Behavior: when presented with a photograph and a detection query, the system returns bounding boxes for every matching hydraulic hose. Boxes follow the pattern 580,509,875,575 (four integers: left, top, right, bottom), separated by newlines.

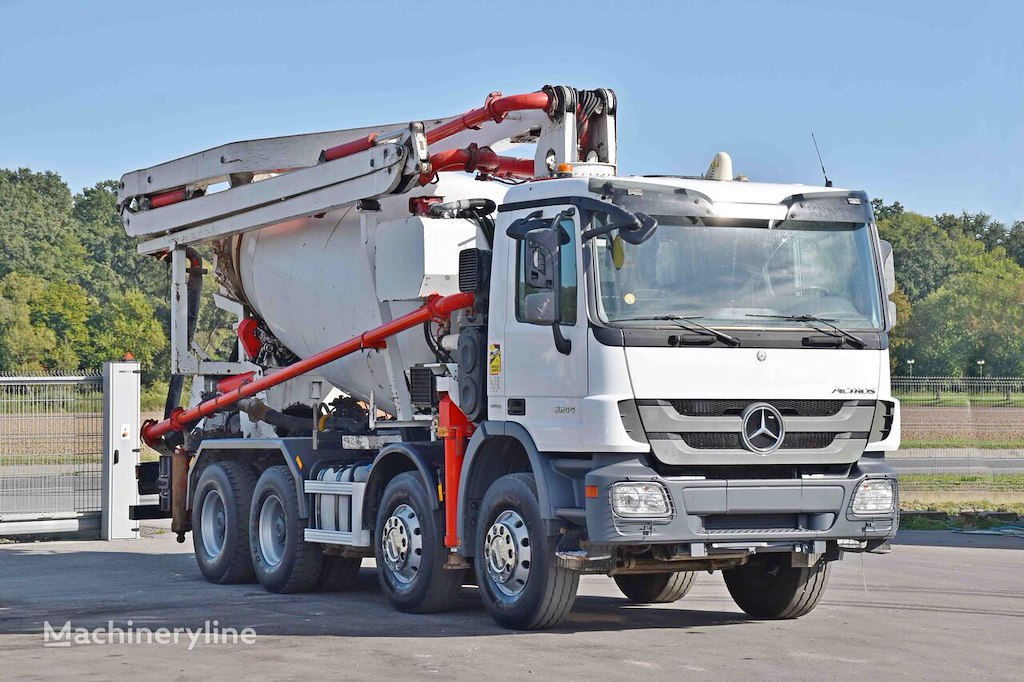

236,398,313,434
420,145,534,185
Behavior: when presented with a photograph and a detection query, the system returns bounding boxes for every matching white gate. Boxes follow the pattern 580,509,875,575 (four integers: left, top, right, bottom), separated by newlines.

0,362,140,539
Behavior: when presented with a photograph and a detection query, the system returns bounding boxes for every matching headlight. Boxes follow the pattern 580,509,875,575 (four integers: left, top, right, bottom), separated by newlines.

610,482,671,518
851,478,896,516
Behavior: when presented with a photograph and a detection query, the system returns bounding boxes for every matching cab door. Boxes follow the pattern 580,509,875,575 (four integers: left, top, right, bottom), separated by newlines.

489,207,588,452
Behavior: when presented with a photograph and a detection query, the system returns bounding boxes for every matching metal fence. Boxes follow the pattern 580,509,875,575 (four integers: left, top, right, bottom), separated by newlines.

890,377,1024,495
0,375,105,527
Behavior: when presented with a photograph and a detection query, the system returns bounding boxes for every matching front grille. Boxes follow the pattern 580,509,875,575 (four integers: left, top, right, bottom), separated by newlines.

781,432,835,449
681,432,741,449
703,514,799,532
668,399,846,417
662,464,852,479
680,432,835,450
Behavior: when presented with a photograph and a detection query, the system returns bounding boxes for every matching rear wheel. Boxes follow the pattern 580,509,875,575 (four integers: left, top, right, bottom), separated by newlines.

614,571,696,604
475,473,579,630
374,472,462,613
249,465,323,593
723,554,830,619
192,462,257,584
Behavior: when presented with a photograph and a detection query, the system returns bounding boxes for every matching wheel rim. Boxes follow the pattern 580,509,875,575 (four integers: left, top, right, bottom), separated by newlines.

200,489,227,559
381,503,422,585
258,494,287,568
485,510,532,597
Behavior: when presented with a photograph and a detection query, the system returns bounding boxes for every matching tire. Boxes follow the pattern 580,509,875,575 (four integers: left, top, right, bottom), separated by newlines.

315,555,362,592
249,465,323,594
474,473,579,630
614,571,696,604
374,472,462,613
191,461,257,584
723,554,831,619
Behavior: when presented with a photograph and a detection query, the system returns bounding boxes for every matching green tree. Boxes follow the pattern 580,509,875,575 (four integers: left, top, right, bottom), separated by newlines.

33,280,93,369
90,289,167,382
934,211,999,243
877,211,959,301
0,169,89,283
73,180,168,305
871,198,904,222
0,272,62,372
1002,220,1024,268
908,259,1024,376
888,285,913,372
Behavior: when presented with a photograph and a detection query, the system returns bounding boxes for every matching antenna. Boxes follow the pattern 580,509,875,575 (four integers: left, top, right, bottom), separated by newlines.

811,133,832,187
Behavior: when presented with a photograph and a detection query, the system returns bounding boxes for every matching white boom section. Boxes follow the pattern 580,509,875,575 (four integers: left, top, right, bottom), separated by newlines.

120,109,553,255
120,122,404,199
135,143,408,254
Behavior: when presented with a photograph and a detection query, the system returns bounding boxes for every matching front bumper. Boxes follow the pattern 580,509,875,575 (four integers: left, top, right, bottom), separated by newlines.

584,455,898,548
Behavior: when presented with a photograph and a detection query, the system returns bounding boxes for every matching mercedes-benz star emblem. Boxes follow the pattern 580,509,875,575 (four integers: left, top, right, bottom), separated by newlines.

741,402,784,453
756,350,767,362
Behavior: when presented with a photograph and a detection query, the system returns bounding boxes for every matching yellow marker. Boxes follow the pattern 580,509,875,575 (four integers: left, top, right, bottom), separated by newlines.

437,483,444,502
611,235,625,269
295,455,304,470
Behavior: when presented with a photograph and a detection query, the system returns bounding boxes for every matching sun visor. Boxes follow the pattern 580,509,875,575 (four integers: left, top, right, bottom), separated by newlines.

783,190,872,223
588,178,715,219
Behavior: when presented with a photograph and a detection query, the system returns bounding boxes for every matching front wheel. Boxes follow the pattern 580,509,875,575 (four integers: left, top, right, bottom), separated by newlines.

474,473,579,630
614,571,696,604
723,554,831,619
374,472,462,613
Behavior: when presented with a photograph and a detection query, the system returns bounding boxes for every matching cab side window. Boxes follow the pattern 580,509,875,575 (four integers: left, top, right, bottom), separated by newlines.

515,216,577,324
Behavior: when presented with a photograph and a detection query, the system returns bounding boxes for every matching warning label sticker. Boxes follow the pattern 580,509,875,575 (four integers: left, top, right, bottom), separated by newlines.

488,343,502,375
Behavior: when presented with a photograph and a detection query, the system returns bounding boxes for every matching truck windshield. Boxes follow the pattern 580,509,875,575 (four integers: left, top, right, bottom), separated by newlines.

592,215,884,330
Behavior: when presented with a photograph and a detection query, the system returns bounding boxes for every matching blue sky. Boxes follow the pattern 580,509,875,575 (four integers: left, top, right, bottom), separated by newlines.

2,1,1021,223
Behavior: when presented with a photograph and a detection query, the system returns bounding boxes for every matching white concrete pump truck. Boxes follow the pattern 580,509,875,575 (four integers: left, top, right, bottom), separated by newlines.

122,85,900,629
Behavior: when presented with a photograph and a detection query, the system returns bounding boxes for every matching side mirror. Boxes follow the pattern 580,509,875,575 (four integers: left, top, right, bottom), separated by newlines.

619,211,658,245
879,239,896,296
580,207,658,245
525,229,561,292
523,291,557,326
506,210,573,354
522,228,562,326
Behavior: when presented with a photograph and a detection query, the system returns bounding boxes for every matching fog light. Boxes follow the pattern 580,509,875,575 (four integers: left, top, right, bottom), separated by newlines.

851,478,896,516
610,482,671,518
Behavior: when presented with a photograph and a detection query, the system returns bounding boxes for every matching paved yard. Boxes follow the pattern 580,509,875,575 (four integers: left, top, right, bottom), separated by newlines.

1,528,1022,681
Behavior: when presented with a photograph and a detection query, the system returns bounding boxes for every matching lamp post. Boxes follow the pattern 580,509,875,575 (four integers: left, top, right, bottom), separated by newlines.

977,359,985,377
907,359,915,377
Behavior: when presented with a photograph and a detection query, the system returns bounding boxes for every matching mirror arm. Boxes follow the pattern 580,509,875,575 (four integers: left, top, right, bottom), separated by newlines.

552,323,571,355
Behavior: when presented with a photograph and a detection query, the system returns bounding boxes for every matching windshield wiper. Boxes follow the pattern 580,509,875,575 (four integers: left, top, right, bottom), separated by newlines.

625,315,740,347
745,314,867,348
